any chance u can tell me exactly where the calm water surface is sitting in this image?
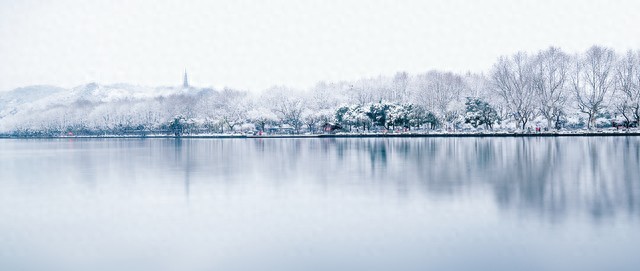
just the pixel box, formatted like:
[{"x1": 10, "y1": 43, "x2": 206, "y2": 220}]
[{"x1": 1, "y1": 137, "x2": 639, "y2": 271}]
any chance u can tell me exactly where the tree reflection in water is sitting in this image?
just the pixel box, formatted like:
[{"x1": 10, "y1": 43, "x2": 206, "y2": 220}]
[
  {"x1": 153, "y1": 137, "x2": 640, "y2": 223},
  {"x1": 1, "y1": 137, "x2": 639, "y2": 271}
]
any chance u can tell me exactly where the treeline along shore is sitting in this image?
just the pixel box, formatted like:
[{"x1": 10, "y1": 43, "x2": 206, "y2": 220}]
[
  {"x1": 2, "y1": 131, "x2": 640, "y2": 139},
  {"x1": 1, "y1": 45, "x2": 640, "y2": 137}
]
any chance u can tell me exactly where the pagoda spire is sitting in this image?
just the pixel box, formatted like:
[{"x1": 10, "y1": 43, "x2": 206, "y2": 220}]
[{"x1": 183, "y1": 69, "x2": 189, "y2": 88}]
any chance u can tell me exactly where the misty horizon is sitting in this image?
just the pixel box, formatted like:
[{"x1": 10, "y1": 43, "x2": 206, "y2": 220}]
[
  {"x1": 2, "y1": 0, "x2": 639, "y2": 92},
  {"x1": 1, "y1": 44, "x2": 637, "y2": 94}
]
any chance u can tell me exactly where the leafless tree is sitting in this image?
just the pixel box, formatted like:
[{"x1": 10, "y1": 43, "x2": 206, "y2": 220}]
[
  {"x1": 532, "y1": 47, "x2": 570, "y2": 129},
  {"x1": 492, "y1": 52, "x2": 537, "y2": 129},
  {"x1": 613, "y1": 50, "x2": 640, "y2": 127},
  {"x1": 571, "y1": 46, "x2": 616, "y2": 129},
  {"x1": 347, "y1": 81, "x2": 374, "y2": 105},
  {"x1": 262, "y1": 86, "x2": 306, "y2": 134},
  {"x1": 412, "y1": 71, "x2": 465, "y2": 121},
  {"x1": 392, "y1": 71, "x2": 409, "y2": 102}
]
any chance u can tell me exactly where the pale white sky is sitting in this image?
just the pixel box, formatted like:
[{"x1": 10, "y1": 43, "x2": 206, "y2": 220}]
[{"x1": 1, "y1": 0, "x2": 639, "y2": 92}]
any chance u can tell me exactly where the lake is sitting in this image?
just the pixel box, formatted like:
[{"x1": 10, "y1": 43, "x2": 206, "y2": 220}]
[{"x1": 1, "y1": 137, "x2": 639, "y2": 271}]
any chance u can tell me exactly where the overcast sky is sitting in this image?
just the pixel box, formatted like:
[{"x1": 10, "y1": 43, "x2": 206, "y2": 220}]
[{"x1": 1, "y1": 0, "x2": 639, "y2": 92}]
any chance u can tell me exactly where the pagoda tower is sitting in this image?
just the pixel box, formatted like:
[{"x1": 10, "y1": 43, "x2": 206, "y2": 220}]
[{"x1": 183, "y1": 69, "x2": 189, "y2": 88}]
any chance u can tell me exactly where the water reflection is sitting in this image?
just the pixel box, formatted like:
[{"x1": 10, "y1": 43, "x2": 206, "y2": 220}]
[
  {"x1": 1, "y1": 137, "x2": 640, "y2": 271},
  {"x1": 2, "y1": 137, "x2": 638, "y2": 223},
  {"x1": 221, "y1": 137, "x2": 638, "y2": 223}
]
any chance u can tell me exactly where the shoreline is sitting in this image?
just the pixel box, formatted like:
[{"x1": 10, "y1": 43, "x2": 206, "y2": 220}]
[{"x1": 2, "y1": 132, "x2": 640, "y2": 139}]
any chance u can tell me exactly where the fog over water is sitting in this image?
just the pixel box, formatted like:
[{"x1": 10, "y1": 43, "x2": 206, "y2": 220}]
[{"x1": 1, "y1": 137, "x2": 639, "y2": 271}]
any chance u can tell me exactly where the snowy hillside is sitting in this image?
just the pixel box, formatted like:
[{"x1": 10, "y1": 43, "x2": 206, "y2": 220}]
[
  {"x1": 0, "y1": 83, "x2": 206, "y2": 133},
  {"x1": 0, "y1": 85, "x2": 65, "y2": 118}
]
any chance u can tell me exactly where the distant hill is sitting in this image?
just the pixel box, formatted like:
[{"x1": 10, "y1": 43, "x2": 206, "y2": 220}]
[{"x1": 0, "y1": 83, "x2": 207, "y2": 133}]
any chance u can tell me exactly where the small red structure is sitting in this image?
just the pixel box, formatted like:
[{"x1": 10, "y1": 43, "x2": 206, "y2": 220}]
[{"x1": 322, "y1": 123, "x2": 342, "y2": 133}]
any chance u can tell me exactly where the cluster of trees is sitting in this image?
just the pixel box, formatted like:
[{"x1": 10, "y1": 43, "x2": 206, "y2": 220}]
[
  {"x1": 2, "y1": 45, "x2": 639, "y2": 136},
  {"x1": 335, "y1": 102, "x2": 439, "y2": 132},
  {"x1": 494, "y1": 46, "x2": 640, "y2": 130}
]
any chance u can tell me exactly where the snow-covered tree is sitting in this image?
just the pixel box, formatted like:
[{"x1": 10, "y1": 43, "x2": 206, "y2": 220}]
[
  {"x1": 571, "y1": 46, "x2": 617, "y2": 129},
  {"x1": 532, "y1": 47, "x2": 570, "y2": 129},
  {"x1": 464, "y1": 97, "x2": 500, "y2": 129},
  {"x1": 492, "y1": 52, "x2": 537, "y2": 129},
  {"x1": 392, "y1": 71, "x2": 410, "y2": 103},
  {"x1": 169, "y1": 116, "x2": 186, "y2": 136},
  {"x1": 262, "y1": 86, "x2": 306, "y2": 134},
  {"x1": 342, "y1": 104, "x2": 370, "y2": 131},
  {"x1": 366, "y1": 102, "x2": 394, "y2": 129},
  {"x1": 387, "y1": 103, "x2": 411, "y2": 129},
  {"x1": 407, "y1": 105, "x2": 438, "y2": 129},
  {"x1": 247, "y1": 107, "x2": 278, "y2": 133},
  {"x1": 411, "y1": 71, "x2": 466, "y2": 122},
  {"x1": 613, "y1": 50, "x2": 640, "y2": 127}
]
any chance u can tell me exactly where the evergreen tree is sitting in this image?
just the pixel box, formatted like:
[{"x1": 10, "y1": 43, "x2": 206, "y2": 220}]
[{"x1": 464, "y1": 98, "x2": 500, "y2": 129}]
